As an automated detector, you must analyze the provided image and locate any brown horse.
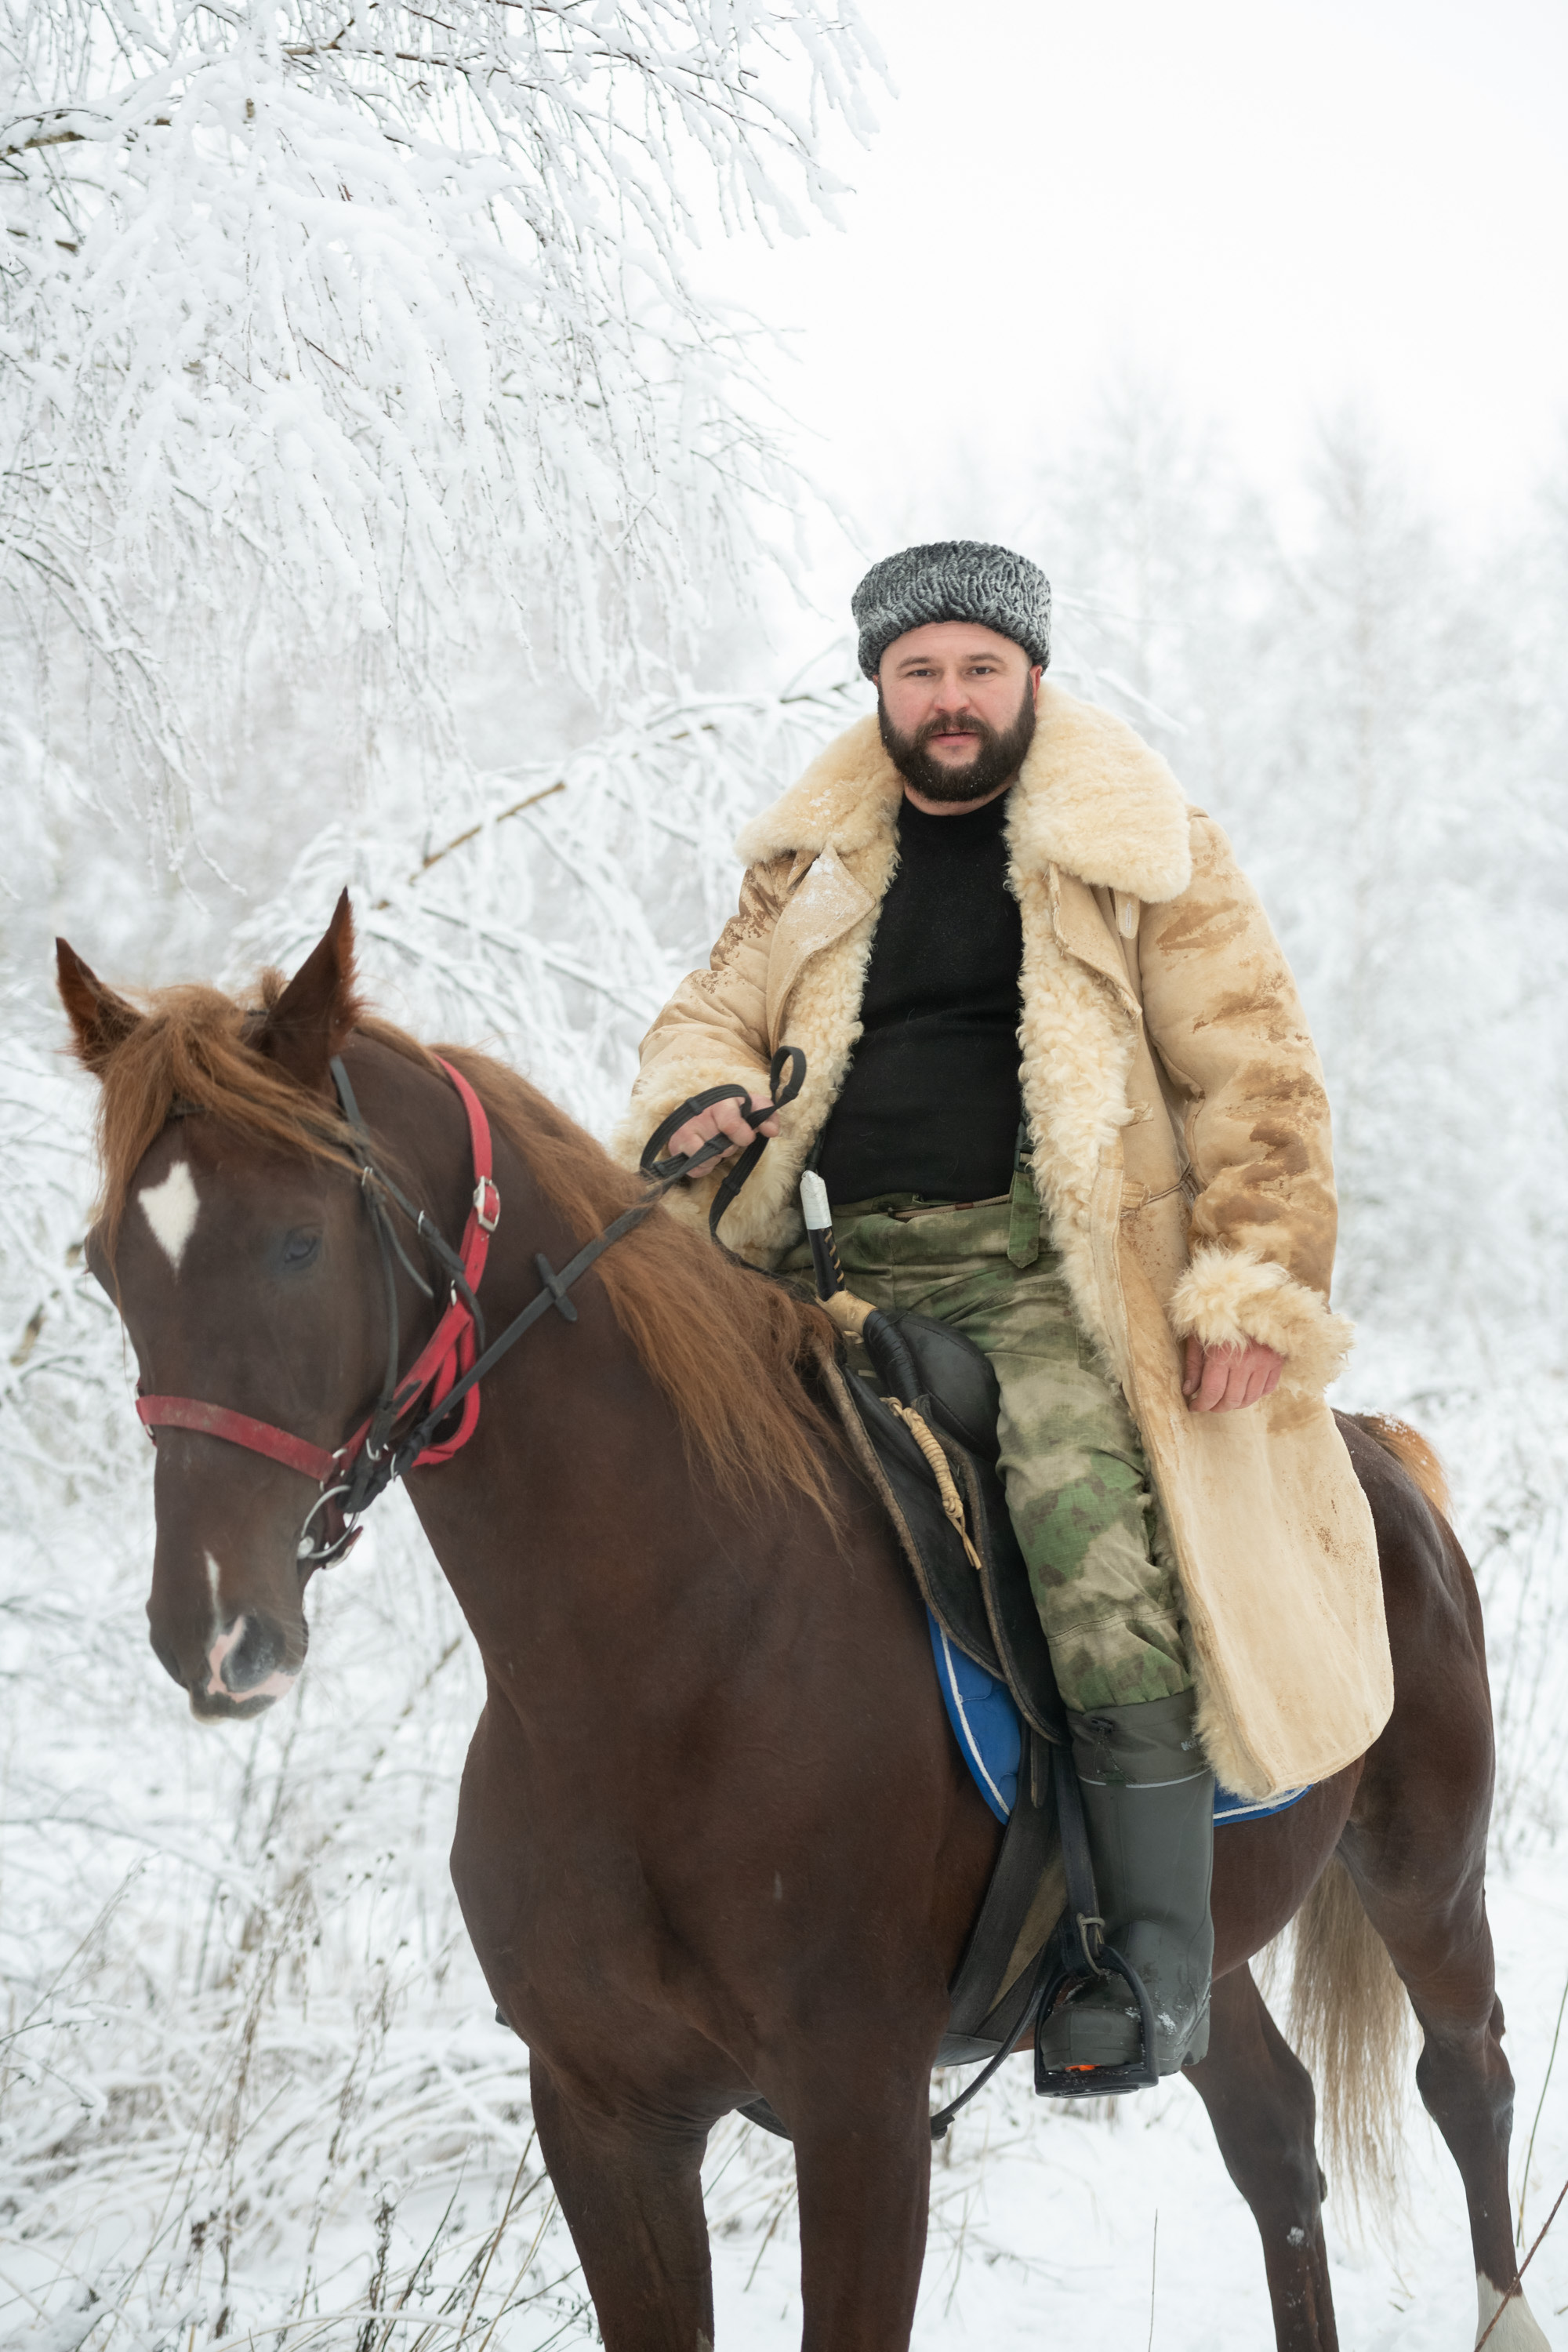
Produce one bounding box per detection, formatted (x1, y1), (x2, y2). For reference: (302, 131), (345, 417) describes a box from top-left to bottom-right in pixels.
(56, 898), (1544, 2352)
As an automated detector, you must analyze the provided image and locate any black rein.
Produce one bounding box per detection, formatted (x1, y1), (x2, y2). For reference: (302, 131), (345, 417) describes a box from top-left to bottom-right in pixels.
(321, 1044), (807, 1537)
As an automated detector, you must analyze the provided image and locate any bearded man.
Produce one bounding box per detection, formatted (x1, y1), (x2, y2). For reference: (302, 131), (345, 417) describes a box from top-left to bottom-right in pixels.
(615, 541), (1390, 2082)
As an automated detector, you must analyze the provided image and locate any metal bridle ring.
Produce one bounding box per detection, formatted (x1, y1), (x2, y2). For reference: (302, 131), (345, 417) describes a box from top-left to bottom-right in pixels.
(296, 1482), (355, 1564)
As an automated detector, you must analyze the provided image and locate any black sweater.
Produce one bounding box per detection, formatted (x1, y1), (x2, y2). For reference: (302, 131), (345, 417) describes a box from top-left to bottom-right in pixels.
(814, 789), (1024, 1207)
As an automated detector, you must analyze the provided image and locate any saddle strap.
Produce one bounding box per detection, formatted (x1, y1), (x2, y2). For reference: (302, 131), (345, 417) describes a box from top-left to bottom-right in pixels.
(944, 1722), (1058, 2041)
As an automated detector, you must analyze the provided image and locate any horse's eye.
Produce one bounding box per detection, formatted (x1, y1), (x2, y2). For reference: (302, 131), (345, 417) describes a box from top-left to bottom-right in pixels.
(281, 1229), (321, 1270)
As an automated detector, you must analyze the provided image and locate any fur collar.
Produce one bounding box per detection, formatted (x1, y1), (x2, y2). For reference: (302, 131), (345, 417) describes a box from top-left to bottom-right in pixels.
(735, 682), (1193, 903)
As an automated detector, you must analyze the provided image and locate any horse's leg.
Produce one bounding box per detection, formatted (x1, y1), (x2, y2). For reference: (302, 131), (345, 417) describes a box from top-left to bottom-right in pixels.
(1335, 1424), (1547, 2347)
(527, 2057), (714, 2352)
(1338, 1847), (1538, 2345)
(1185, 1965), (1338, 2352)
(529, 2048), (932, 2352)
(786, 2059), (931, 2352)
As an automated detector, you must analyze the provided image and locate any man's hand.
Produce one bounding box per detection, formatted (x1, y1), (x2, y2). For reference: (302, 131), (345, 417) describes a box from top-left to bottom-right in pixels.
(1182, 1335), (1284, 1414)
(666, 1092), (778, 1170)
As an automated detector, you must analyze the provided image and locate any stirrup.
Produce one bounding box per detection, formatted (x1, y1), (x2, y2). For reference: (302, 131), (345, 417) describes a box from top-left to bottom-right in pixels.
(1033, 1941), (1160, 2099)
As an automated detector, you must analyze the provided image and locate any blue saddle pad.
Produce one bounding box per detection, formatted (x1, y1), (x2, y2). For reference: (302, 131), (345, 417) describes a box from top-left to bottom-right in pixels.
(925, 1610), (1308, 1826)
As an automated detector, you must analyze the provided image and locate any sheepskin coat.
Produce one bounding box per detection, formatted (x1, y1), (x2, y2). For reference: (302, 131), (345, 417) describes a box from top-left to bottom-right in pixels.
(615, 684), (1392, 1798)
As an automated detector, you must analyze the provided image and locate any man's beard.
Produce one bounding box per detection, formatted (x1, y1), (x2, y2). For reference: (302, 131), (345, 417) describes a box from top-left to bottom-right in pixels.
(877, 686), (1037, 804)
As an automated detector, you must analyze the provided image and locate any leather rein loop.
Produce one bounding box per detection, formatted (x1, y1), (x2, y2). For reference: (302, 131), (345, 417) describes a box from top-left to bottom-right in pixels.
(639, 1045), (805, 1241)
(134, 1044), (805, 1568)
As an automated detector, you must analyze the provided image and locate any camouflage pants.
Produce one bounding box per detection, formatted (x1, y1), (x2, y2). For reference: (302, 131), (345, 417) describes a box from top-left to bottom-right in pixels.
(783, 1178), (1192, 1713)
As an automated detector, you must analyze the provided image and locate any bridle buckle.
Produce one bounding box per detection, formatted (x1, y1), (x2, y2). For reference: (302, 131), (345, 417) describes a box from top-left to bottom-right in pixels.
(474, 1176), (500, 1234)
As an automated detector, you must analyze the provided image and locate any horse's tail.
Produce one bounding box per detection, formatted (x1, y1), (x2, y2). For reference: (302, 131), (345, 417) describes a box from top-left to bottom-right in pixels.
(1349, 1410), (1451, 1520)
(1287, 1860), (1412, 2220)
(1279, 1411), (1436, 2214)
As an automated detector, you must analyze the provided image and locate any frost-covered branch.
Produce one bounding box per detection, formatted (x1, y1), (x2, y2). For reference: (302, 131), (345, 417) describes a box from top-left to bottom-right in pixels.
(222, 671), (863, 1125)
(0, 0), (879, 822)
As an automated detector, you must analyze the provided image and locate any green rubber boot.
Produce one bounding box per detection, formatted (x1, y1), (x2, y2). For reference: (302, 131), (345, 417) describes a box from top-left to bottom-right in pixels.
(1036, 1690), (1214, 2078)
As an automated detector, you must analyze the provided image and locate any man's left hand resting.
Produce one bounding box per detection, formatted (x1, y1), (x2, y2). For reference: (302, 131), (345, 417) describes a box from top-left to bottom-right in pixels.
(1182, 1336), (1284, 1414)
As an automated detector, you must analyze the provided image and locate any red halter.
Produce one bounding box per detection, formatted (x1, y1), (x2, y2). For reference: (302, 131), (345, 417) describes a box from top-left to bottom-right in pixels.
(136, 1056), (499, 1501)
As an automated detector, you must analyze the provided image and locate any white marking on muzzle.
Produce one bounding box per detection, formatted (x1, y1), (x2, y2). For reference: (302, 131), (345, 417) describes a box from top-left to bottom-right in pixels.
(139, 1157), (200, 1272)
(203, 1558), (296, 1703)
(203, 1613), (298, 1704)
(206, 1613), (248, 1697)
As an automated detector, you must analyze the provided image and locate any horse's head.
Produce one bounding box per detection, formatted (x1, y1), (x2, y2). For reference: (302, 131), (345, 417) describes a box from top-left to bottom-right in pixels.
(58, 895), (407, 1720)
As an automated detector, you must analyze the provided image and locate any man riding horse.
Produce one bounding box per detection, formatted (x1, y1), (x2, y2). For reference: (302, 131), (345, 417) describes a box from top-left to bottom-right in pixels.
(619, 540), (1391, 2087)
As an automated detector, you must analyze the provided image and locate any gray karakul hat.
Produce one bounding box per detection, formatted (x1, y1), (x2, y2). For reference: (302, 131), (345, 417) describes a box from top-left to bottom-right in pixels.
(851, 539), (1051, 678)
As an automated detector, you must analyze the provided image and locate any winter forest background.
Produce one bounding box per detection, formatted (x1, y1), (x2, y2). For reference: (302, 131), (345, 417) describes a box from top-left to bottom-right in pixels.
(3, 2), (1568, 2347)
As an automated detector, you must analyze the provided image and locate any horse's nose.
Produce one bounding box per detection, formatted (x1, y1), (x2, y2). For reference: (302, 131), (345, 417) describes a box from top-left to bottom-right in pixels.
(221, 1612), (284, 1691)
(205, 1610), (298, 1700)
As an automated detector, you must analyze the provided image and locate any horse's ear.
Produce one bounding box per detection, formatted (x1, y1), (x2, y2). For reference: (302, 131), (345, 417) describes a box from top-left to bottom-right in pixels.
(56, 939), (143, 1073)
(256, 891), (361, 1094)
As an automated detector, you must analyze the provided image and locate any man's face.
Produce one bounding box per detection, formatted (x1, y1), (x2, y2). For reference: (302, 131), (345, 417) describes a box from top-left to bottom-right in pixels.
(876, 622), (1041, 806)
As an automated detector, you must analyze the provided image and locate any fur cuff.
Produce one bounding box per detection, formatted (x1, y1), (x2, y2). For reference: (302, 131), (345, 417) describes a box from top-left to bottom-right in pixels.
(1167, 1243), (1354, 1396)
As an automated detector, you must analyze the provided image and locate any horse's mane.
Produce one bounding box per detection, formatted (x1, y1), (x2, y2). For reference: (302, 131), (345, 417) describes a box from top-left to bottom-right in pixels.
(81, 977), (843, 1521)
(423, 1033), (843, 1521)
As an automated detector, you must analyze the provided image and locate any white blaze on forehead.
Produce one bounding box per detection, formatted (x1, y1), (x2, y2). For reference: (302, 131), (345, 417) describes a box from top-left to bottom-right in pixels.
(139, 1157), (201, 1272)
(1476, 2278), (1551, 2350)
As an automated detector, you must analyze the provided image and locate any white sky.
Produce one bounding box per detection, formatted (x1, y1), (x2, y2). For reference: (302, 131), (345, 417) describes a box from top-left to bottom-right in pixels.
(705, 0), (1568, 586)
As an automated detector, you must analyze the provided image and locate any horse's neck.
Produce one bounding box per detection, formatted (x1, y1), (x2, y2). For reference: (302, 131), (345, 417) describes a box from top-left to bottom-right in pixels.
(405, 1151), (754, 1703)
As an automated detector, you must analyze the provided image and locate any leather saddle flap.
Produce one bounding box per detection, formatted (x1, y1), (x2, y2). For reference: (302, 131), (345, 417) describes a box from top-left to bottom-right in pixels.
(891, 1312), (1003, 1462)
(827, 1311), (1068, 1746)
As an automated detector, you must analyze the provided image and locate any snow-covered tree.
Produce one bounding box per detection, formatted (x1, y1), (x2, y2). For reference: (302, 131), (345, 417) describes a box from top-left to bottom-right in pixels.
(1, 0), (877, 840)
(1023, 396), (1568, 1367)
